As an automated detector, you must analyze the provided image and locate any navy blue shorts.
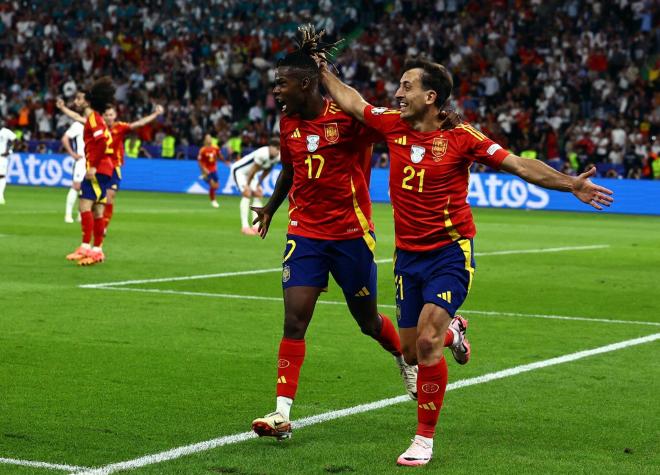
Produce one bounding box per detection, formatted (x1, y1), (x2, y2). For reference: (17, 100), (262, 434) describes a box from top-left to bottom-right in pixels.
(394, 238), (475, 328)
(205, 171), (218, 183)
(109, 167), (122, 191)
(281, 232), (377, 299)
(80, 174), (111, 203)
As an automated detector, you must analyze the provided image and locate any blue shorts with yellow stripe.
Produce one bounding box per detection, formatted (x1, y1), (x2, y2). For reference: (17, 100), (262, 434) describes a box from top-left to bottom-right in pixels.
(394, 238), (475, 328)
(80, 173), (111, 203)
(281, 232), (377, 299)
(109, 167), (122, 191)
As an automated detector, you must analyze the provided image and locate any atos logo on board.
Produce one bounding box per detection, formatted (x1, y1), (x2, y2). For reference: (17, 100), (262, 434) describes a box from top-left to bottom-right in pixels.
(6, 154), (75, 187)
(468, 174), (550, 209)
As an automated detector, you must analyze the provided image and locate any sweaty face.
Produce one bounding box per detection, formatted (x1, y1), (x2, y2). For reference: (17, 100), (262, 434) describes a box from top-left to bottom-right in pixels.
(103, 107), (117, 126)
(273, 67), (305, 115)
(395, 69), (434, 120)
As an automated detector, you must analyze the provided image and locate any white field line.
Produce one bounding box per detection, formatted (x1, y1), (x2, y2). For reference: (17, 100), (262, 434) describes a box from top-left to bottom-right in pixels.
(0, 457), (90, 472)
(81, 245), (610, 289)
(72, 332), (660, 475)
(88, 286), (660, 328)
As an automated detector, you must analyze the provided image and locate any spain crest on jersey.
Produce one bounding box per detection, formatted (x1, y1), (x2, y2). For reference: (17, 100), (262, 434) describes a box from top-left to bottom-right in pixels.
(432, 137), (448, 161)
(324, 123), (339, 143)
(410, 145), (425, 164)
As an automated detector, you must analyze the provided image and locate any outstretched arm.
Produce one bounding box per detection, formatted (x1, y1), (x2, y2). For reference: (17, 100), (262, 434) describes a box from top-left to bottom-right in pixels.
(251, 162), (293, 239)
(56, 98), (85, 124)
(129, 105), (164, 130)
(319, 65), (370, 124)
(500, 154), (614, 210)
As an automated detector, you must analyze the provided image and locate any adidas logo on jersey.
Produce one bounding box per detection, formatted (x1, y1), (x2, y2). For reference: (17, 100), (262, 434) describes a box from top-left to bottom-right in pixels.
(290, 128), (301, 138)
(437, 291), (452, 303)
(394, 136), (407, 145)
(328, 102), (341, 114)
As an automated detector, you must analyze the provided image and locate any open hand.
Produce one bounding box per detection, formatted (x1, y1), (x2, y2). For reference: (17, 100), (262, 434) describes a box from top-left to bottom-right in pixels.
(251, 205), (273, 239)
(572, 167), (614, 210)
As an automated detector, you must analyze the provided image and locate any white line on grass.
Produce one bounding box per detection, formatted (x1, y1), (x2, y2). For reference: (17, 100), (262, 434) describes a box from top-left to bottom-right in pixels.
(81, 244), (610, 288)
(89, 286), (660, 327)
(0, 457), (90, 472)
(72, 332), (660, 475)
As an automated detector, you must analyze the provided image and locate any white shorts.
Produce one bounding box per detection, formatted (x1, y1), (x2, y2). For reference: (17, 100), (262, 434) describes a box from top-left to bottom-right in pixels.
(72, 158), (87, 183)
(231, 166), (260, 193)
(0, 156), (7, 176)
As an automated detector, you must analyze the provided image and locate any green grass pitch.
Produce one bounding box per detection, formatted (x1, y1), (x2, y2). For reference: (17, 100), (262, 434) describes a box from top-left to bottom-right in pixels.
(0, 186), (658, 474)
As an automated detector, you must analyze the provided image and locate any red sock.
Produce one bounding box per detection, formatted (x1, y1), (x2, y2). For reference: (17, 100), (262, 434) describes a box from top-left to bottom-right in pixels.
(374, 314), (402, 356)
(209, 188), (216, 201)
(93, 217), (105, 247)
(103, 203), (114, 231)
(416, 357), (448, 438)
(444, 329), (454, 347)
(276, 338), (306, 399)
(81, 211), (94, 244)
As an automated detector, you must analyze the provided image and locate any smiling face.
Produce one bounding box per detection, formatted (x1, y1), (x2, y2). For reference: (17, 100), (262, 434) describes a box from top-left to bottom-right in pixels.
(395, 68), (437, 121)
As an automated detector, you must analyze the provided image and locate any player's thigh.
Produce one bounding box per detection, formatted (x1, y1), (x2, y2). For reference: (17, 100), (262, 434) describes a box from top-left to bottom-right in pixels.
(282, 234), (331, 291)
(421, 238), (475, 318)
(72, 159), (86, 184)
(394, 249), (425, 330)
(232, 168), (249, 192)
(80, 175), (110, 207)
(329, 233), (378, 299)
(282, 286), (322, 338)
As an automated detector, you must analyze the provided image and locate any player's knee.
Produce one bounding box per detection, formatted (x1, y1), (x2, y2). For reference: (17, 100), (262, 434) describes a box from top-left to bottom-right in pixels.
(283, 315), (308, 339)
(416, 334), (439, 359)
(358, 321), (379, 338)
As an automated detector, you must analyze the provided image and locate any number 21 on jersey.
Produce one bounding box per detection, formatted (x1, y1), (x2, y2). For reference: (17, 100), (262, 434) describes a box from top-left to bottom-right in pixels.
(401, 165), (424, 192)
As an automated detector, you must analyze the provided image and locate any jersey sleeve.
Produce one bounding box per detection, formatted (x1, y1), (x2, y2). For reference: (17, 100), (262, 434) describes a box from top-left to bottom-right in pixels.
(362, 104), (402, 136)
(252, 147), (270, 167)
(87, 113), (107, 142)
(115, 122), (131, 140)
(457, 123), (509, 169)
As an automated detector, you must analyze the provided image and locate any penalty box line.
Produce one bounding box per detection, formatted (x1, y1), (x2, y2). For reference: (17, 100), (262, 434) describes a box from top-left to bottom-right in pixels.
(80, 244), (610, 289)
(72, 332), (660, 475)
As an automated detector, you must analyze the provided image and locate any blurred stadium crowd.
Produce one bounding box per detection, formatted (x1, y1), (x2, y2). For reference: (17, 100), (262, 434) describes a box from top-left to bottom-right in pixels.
(1, 0), (658, 178)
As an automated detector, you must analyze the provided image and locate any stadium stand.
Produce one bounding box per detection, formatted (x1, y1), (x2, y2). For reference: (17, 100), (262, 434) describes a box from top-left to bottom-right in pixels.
(0, 0), (658, 177)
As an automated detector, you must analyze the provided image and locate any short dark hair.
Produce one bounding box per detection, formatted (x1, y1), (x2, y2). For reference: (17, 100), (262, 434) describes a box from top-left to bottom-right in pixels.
(402, 59), (453, 109)
(87, 76), (115, 113)
(277, 50), (319, 78)
(269, 137), (280, 147)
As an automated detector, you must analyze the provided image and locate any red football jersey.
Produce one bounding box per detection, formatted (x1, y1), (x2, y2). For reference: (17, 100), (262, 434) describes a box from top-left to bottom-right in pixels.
(363, 105), (509, 251)
(110, 121), (131, 167)
(83, 111), (115, 177)
(280, 99), (380, 241)
(198, 145), (221, 172)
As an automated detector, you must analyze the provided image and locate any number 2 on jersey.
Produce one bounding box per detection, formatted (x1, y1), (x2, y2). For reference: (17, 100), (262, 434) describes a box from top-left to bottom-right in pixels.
(305, 154), (325, 179)
(401, 165), (425, 192)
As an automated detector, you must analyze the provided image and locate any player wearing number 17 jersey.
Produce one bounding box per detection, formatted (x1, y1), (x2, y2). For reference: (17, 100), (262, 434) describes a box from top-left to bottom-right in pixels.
(249, 48), (428, 441)
(320, 56), (613, 466)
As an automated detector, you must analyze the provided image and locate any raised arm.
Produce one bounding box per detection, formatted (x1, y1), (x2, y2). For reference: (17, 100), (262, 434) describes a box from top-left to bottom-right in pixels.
(129, 105), (164, 130)
(500, 154), (614, 210)
(319, 65), (370, 124)
(56, 98), (85, 124)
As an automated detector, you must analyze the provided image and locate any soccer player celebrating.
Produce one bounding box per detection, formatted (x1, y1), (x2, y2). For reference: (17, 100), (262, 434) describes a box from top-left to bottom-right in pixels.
(65, 77), (116, 266)
(57, 92), (87, 222)
(197, 134), (222, 208)
(57, 101), (164, 232)
(249, 44), (463, 441)
(229, 137), (280, 235)
(318, 56), (613, 465)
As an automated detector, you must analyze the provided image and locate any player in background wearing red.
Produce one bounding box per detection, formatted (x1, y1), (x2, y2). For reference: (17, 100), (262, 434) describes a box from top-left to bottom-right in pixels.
(197, 134), (222, 208)
(58, 102), (164, 232)
(319, 55), (613, 465)
(65, 77), (117, 266)
(249, 44), (460, 441)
